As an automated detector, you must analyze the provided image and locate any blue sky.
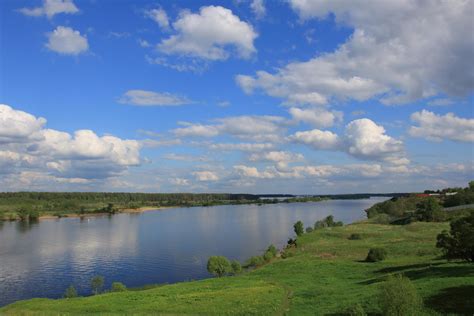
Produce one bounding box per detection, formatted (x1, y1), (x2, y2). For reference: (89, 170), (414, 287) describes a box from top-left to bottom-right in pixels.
(0, 0), (473, 193)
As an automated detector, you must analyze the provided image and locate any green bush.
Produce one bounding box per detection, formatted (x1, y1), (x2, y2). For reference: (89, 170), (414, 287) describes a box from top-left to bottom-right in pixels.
(436, 213), (474, 261)
(111, 282), (127, 292)
(348, 233), (362, 240)
(207, 256), (231, 277)
(415, 198), (445, 222)
(378, 274), (423, 316)
(230, 260), (242, 274)
(314, 215), (343, 229)
(294, 220), (304, 236)
(346, 303), (366, 316)
(91, 276), (104, 295)
(244, 255), (265, 268)
(305, 227), (314, 233)
(366, 248), (387, 262)
(64, 285), (78, 298)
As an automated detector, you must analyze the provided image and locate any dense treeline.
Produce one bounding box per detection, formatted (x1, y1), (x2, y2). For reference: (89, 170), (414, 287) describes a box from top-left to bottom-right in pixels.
(365, 181), (474, 224)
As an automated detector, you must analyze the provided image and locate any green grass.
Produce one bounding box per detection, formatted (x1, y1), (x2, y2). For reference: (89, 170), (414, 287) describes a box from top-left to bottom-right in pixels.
(2, 222), (473, 315)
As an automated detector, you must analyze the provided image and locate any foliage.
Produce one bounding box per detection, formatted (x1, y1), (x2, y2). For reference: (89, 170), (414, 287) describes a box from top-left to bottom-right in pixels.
(305, 226), (313, 233)
(436, 213), (474, 261)
(415, 198), (445, 222)
(244, 255), (265, 268)
(91, 276), (104, 295)
(293, 221), (304, 236)
(111, 282), (127, 292)
(378, 274), (423, 316)
(346, 303), (366, 316)
(230, 260), (242, 275)
(366, 248), (387, 262)
(314, 215), (343, 229)
(63, 285), (77, 299)
(207, 256), (231, 277)
(348, 233), (362, 240)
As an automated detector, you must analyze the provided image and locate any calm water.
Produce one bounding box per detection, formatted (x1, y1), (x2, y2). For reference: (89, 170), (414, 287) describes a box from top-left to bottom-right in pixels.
(0, 198), (387, 306)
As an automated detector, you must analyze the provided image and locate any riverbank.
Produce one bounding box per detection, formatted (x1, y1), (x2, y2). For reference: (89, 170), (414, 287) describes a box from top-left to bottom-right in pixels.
(2, 221), (473, 315)
(36, 206), (173, 221)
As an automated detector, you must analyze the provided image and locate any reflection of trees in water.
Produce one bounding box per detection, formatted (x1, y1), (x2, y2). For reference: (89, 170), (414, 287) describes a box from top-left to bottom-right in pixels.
(16, 219), (39, 234)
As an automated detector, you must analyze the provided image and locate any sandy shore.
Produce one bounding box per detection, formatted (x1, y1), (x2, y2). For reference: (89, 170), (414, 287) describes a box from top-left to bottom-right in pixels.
(37, 206), (174, 221)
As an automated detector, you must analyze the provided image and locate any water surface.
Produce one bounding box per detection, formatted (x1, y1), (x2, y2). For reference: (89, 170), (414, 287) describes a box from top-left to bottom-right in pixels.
(0, 197), (387, 306)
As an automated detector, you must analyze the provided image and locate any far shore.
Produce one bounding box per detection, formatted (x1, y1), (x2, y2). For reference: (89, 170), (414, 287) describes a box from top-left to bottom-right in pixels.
(37, 206), (175, 221)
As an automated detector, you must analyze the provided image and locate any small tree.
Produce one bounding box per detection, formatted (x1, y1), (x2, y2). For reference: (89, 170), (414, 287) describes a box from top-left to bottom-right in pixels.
(415, 198), (444, 222)
(366, 248), (387, 262)
(231, 260), (242, 274)
(64, 285), (78, 298)
(294, 221), (304, 236)
(378, 274), (423, 316)
(91, 275), (104, 295)
(207, 256), (231, 277)
(436, 213), (474, 261)
(111, 282), (127, 292)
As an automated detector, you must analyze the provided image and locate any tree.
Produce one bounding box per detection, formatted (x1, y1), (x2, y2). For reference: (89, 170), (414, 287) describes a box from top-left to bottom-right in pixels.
(378, 274), (423, 316)
(111, 282), (127, 292)
(415, 198), (444, 222)
(231, 260), (242, 274)
(366, 248), (387, 262)
(207, 256), (231, 277)
(306, 227), (314, 233)
(294, 221), (304, 236)
(64, 285), (78, 298)
(91, 276), (104, 295)
(436, 213), (474, 262)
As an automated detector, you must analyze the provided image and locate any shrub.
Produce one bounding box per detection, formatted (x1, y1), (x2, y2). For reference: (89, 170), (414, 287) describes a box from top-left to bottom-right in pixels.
(346, 303), (366, 316)
(287, 238), (297, 247)
(64, 285), (78, 298)
(111, 282), (127, 292)
(207, 256), (231, 277)
(230, 260), (242, 274)
(294, 220), (304, 236)
(370, 213), (392, 224)
(436, 213), (474, 261)
(378, 274), (423, 316)
(91, 275), (104, 295)
(415, 198), (445, 222)
(314, 215), (343, 229)
(366, 248), (387, 262)
(348, 233), (362, 240)
(245, 255), (265, 268)
(266, 244), (278, 257)
(305, 227), (314, 233)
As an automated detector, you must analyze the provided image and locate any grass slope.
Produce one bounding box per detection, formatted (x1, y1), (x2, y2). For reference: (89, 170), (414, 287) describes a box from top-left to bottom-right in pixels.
(2, 222), (473, 315)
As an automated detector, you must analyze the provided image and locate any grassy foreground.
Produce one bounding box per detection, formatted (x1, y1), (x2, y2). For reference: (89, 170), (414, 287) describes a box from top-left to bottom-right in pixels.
(2, 222), (473, 315)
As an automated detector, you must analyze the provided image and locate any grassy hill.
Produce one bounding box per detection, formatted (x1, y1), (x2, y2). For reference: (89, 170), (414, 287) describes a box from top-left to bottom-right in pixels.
(2, 221), (473, 315)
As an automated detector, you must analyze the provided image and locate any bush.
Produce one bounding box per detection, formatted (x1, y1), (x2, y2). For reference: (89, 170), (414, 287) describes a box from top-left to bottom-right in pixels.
(244, 255), (265, 268)
(230, 260), (242, 274)
(366, 248), (387, 262)
(305, 227), (314, 233)
(436, 213), (474, 261)
(294, 220), (304, 236)
(266, 244), (278, 257)
(346, 303), (366, 316)
(378, 274), (423, 316)
(207, 256), (231, 277)
(91, 276), (104, 295)
(314, 215), (343, 229)
(348, 233), (362, 240)
(111, 282), (127, 292)
(64, 285), (78, 298)
(415, 198), (445, 222)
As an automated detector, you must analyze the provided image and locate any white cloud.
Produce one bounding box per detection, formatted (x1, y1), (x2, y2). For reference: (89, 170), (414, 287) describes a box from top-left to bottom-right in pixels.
(237, 1), (473, 105)
(428, 98), (455, 107)
(250, 0), (266, 18)
(119, 90), (193, 106)
(289, 107), (343, 128)
(170, 177), (190, 186)
(193, 171), (219, 181)
(158, 6), (258, 60)
(46, 26), (88, 55)
(19, 0), (78, 18)
(174, 124), (220, 138)
(208, 142), (274, 152)
(146, 8), (169, 29)
(0, 104), (46, 143)
(409, 110), (474, 143)
(290, 129), (341, 150)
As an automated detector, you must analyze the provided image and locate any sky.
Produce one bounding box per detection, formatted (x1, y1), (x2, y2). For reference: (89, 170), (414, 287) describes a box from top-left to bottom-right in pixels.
(0, 0), (473, 194)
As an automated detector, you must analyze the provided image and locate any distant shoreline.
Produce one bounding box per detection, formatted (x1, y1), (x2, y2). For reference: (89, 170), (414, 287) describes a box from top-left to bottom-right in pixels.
(37, 206), (174, 221)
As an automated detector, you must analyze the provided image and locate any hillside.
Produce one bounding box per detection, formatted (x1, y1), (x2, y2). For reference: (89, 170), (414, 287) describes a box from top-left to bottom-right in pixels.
(2, 221), (473, 315)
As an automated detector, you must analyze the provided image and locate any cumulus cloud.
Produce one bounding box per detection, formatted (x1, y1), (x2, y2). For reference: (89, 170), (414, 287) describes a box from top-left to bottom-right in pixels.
(157, 6), (258, 60)
(0, 104), (141, 183)
(145, 8), (169, 29)
(173, 115), (287, 141)
(119, 90), (193, 106)
(193, 171), (219, 181)
(290, 129), (341, 150)
(19, 0), (78, 18)
(289, 107), (343, 128)
(237, 1), (473, 105)
(409, 110), (474, 143)
(46, 26), (88, 55)
(250, 0), (266, 18)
